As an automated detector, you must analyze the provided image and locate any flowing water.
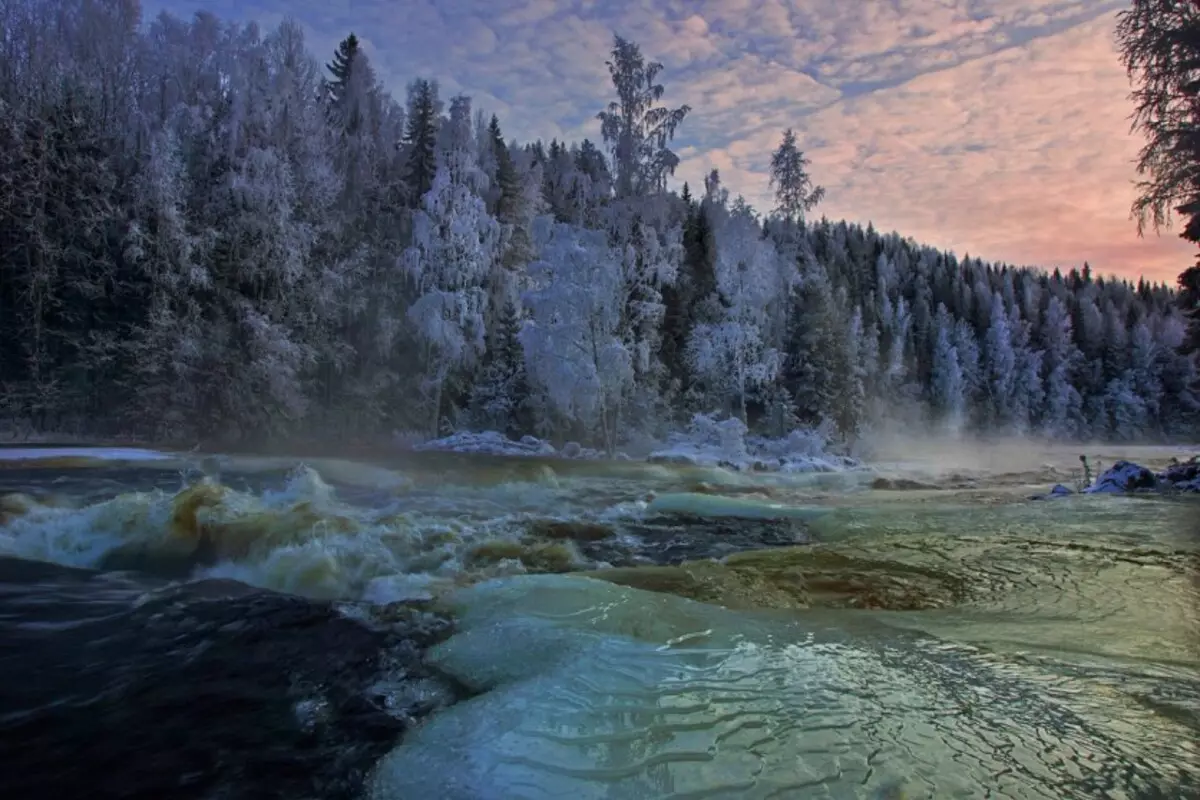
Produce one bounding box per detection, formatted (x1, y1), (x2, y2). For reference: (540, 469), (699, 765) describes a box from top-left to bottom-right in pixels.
(0, 443), (1197, 799)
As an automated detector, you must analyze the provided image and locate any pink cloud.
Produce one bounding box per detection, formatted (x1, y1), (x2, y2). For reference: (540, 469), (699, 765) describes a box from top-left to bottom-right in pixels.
(678, 9), (1192, 284)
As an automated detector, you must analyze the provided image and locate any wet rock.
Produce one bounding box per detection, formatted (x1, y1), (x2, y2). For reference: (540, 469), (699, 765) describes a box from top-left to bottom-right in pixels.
(647, 451), (704, 467)
(685, 481), (774, 498)
(579, 513), (811, 567)
(585, 562), (809, 610)
(1083, 461), (1159, 494)
(1031, 483), (1074, 500)
(586, 544), (968, 612)
(463, 539), (579, 573)
(0, 557), (467, 800)
(0, 491), (38, 525)
(526, 519), (615, 543)
(725, 547), (969, 611)
(1159, 457), (1200, 492)
(870, 477), (941, 491)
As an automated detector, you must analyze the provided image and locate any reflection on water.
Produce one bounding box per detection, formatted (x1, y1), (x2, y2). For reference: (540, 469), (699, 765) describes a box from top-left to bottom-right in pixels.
(0, 446), (1197, 798)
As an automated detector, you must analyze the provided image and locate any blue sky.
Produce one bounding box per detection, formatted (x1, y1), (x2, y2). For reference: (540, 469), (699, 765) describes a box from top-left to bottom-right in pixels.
(146, 0), (1194, 283)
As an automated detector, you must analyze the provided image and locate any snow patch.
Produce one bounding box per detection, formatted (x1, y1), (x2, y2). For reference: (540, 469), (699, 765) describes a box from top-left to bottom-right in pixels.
(412, 431), (556, 457)
(648, 413), (859, 473)
(409, 430), (613, 460)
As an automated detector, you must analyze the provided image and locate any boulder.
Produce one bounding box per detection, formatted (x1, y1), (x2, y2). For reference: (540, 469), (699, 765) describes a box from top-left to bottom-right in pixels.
(1158, 456), (1200, 493)
(1083, 460), (1158, 494)
(0, 557), (467, 800)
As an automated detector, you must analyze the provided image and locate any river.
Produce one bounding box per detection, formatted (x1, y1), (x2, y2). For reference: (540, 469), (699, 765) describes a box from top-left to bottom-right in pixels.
(0, 441), (1196, 799)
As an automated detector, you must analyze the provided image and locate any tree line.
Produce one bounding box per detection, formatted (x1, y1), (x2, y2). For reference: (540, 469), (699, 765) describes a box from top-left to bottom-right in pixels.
(0, 0), (1195, 448)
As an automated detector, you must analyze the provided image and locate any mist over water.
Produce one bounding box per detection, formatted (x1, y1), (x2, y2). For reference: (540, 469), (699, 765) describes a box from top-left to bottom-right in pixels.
(0, 438), (1197, 798)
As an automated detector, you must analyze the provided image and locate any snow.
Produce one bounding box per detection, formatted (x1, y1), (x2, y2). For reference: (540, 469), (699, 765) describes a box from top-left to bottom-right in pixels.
(0, 447), (176, 462)
(411, 431), (556, 457)
(410, 415), (858, 476)
(647, 413), (860, 473)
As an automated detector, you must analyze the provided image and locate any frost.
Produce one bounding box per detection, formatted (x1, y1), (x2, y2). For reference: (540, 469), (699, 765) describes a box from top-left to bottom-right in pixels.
(413, 431), (556, 457)
(648, 412), (858, 473)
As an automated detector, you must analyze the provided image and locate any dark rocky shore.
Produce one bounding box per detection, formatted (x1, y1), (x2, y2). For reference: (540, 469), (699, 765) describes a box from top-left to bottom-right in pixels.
(1034, 455), (1200, 498)
(0, 557), (467, 800)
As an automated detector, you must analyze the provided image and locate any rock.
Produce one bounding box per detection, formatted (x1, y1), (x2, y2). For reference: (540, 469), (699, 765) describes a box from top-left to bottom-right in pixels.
(1030, 483), (1075, 501)
(584, 562), (809, 610)
(725, 547), (969, 611)
(871, 477), (940, 491)
(527, 519), (615, 543)
(1158, 457), (1200, 492)
(463, 539), (579, 573)
(647, 452), (700, 466)
(1083, 460), (1159, 494)
(586, 544), (968, 612)
(0, 557), (467, 800)
(576, 513), (811, 567)
(560, 441), (582, 459)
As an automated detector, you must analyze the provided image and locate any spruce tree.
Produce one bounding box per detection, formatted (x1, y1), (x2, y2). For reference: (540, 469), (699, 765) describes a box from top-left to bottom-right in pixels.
(325, 33), (359, 103)
(403, 78), (441, 205)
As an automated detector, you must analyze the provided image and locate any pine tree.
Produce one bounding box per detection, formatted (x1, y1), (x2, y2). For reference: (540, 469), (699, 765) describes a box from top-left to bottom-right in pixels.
(403, 78), (441, 205)
(470, 299), (531, 436)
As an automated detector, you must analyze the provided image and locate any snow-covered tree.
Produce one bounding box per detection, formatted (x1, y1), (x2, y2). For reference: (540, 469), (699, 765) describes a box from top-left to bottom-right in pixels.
(520, 217), (632, 451)
(403, 96), (501, 434)
(0, 0), (1194, 449)
(597, 35), (690, 198)
(929, 304), (967, 432)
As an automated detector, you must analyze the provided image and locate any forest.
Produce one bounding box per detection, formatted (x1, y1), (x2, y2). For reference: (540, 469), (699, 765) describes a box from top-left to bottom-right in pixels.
(0, 0), (1196, 449)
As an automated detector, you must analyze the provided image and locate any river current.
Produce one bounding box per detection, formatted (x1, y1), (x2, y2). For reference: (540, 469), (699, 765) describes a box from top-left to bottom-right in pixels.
(0, 442), (1196, 798)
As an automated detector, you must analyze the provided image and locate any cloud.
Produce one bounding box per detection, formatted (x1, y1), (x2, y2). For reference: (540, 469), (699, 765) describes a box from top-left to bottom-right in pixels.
(145, 0), (1193, 283)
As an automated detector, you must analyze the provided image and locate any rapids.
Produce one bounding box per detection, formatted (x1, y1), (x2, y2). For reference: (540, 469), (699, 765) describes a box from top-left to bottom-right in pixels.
(0, 442), (1197, 798)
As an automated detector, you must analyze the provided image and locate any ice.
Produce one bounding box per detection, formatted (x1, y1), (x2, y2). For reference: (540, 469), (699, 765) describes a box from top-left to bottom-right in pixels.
(362, 573), (440, 605)
(368, 573), (1152, 800)
(645, 492), (833, 522)
(0, 447), (176, 462)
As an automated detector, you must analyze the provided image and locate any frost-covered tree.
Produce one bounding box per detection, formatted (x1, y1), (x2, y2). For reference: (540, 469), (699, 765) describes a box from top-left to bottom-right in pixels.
(984, 292), (1017, 428)
(929, 304), (967, 432)
(1039, 296), (1084, 438)
(520, 217), (632, 450)
(686, 200), (781, 419)
(769, 128), (825, 224)
(0, 0), (1194, 448)
(469, 299), (532, 436)
(597, 35), (690, 198)
(403, 96), (501, 435)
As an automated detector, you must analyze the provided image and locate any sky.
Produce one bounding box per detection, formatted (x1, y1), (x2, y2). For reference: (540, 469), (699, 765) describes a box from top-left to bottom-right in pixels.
(147, 0), (1196, 285)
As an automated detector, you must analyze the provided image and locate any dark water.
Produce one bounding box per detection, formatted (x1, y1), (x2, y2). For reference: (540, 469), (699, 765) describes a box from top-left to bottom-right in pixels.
(0, 556), (467, 800)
